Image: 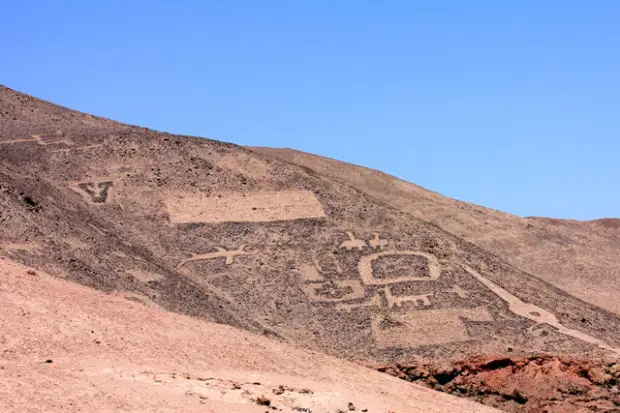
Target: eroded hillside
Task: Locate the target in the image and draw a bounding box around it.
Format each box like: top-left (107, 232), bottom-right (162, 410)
top-left (1, 258), bottom-right (502, 413)
top-left (2, 85), bottom-right (620, 369)
top-left (2, 85), bottom-right (620, 412)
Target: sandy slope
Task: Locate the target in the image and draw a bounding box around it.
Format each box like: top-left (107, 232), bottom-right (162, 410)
top-left (0, 257), bottom-right (499, 413)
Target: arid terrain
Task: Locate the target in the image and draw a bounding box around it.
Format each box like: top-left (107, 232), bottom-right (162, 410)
top-left (251, 148), bottom-right (620, 316)
top-left (1, 85), bottom-right (619, 412)
top-left (2, 257), bottom-right (499, 412)
top-left (379, 355), bottom-right (620, 412)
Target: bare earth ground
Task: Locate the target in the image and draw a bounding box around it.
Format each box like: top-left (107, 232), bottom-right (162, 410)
top-left (1, 85), bottom-right (620, 412)
top-left (0, 257), bottom-right (500, 413)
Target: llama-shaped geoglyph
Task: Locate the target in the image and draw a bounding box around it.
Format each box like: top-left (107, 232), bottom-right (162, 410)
top-left (338, 231), bottom-right (389, 251)
top-left (369, 233), bottom-right (388, 250)
top-left (335, 284), bottom-right (473, 313)
top-left (339, 231), bottom-right (368, 251)
top-left (384, 287), bottom-right (433, 309)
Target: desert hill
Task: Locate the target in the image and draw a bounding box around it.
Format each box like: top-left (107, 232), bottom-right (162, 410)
top-left (2, 85), bottom-right (620, 370)
top-left (251, 147), bottom-right (620, 316)
top-left (1, 257), bottom-right (502, 413)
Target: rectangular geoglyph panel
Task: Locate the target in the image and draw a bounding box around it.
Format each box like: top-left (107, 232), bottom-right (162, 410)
top-left (372, 307), bottom-right (493, 348)
top-left (166, 190), bottom-right (326, 224)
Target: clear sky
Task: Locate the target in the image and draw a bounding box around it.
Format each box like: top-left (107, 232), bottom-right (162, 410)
top-left (2, 1), bottom-right (619, 220)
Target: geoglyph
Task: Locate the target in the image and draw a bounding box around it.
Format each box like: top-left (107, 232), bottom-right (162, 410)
top-left (339, 232), bottom-right (368, 251)
top-left (300, 231), bottom-right (620, 354)
top-left (338, 232), bottom-right (389, 251)
top-left (456, 263), bottom-right (620, 356)
top-left (372, 307), bottom-right (494, 348)
top-left (74, 181), bottom-right (114, 204)
top-left (177, 246), bottom-right (255, 268)
top-left (301, 280), bottom-right (365, 303)
top-left (0, 243), bottom-right (40, 254)
top-left (0, 134), bottom-right (73, 147)
top-left (165, 190), bottom-right (326, 224)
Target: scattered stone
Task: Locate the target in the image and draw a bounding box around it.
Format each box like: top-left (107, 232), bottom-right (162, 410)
top-left (256, 395), bottom-right (271, 406)
top-left (588, 367), bottom-right (613, 385)
top-left (379, 356), bottom-right (620, 412)
top-left (348, 402), bottom-right (356, 411)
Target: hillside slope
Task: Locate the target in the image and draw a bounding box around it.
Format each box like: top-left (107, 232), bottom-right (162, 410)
top-left (1, 257), bottom-right (503, 413)
top-left (251, 147), bottom-right (620, 316)
top-left (2, 85), bottom-right (620, 371)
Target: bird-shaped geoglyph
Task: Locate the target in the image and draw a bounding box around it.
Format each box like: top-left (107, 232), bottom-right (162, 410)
top-left (177, 245), bottom-right (255, 268)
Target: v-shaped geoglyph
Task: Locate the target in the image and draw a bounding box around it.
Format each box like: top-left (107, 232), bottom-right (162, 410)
top-left (76, 181), bottom-right (114, 204)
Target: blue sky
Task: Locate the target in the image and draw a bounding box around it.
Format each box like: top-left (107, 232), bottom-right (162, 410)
top-left (2, 1), bottom-right (618, 220)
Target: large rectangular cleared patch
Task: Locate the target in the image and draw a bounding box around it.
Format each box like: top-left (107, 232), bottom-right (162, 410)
top-left (166, 190), bottom-right (326, 224)
top-left (372, 307), bottom-right (493, 348)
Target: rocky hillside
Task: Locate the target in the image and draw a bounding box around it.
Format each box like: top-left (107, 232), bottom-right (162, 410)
top-left (251, 147), bottom-right (620, 316)
top-left (2, 85), bottom-right (619, 412)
